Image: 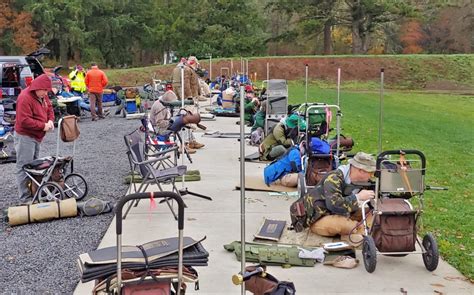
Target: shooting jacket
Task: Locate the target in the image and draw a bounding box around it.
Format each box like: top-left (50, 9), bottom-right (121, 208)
top-left (303, 167), bottom-right (359, 225)
top-left (259, 123), bottom-right (293, 161)
top-left (172, 64), bottom-right (200, 99)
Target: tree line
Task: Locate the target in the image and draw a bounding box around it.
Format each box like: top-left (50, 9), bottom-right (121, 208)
top-left (0, 0), bottom-right (471, 68)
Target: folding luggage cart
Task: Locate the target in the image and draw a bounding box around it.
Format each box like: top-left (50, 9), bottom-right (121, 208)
top-left (361, 150), bottom-right (439, 273)
top-left (115, 191), bottom-right (186, 294)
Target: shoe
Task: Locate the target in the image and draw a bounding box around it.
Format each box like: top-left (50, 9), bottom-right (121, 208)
top-left (98, 115), bottom-right (106, 119)
top-left (104, 109), bottom-right (110, 116)
top-left (189, 141), bottom-right (205, 149)
top-left (92, 117), bottom-right (98, 121)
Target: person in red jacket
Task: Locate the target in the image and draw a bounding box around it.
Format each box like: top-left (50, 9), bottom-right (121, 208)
top-left (14, 73), bottom-right (55, 201)
top-left (85, 63), bottom-right (108, 121)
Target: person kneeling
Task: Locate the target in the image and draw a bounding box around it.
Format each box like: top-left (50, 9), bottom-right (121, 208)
top-left (305, 152), bottom-right (376, 237)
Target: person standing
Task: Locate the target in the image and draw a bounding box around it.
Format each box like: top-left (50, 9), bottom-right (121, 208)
top-left (68, 64), bottom-right (87, 96)
top-left (85, 63), bottom-right (108, 121)
top-left (14, 74), bottom-right (55, 201)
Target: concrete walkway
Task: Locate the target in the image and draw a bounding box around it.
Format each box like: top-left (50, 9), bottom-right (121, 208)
top-left (75, 111), bottom-right (472, 294)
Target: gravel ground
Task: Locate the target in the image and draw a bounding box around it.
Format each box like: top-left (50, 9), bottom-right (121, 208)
top-left (0, 110), bottom-right (138, 294)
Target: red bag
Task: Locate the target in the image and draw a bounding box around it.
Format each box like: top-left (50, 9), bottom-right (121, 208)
top-left (121, 280), bottom-right (170, 295)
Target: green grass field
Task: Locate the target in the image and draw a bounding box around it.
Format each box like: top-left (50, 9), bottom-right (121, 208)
top-left (287, 81), bottom-right (474, 279)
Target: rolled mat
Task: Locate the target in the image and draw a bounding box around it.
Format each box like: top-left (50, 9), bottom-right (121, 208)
top-left (8, 198), bottom-right (77, 226)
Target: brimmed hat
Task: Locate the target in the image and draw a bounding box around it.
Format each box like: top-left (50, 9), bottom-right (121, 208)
top-left (188, 56), bottom-right (199, 65)
top-left (285, 114), bottom-right (306, 130)
top-left (349, 152), bottom-right (376, 172)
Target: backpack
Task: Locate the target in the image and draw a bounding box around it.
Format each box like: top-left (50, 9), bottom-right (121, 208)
top-left (250, 127), bottom-right (264, 146)
top-left (125, 87), bottom-right (139, 99)
top-left (243, 265), bottom-right (296, 295)
top-left (289, 195), bottom-right (307, 232)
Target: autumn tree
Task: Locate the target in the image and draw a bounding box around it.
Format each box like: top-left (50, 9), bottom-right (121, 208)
top-left (399, 19), bottom-right (425, 54)
top-left (0, 0), bottom-right (38, 55)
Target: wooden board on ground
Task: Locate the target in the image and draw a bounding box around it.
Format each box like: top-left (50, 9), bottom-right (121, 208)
top-left (200, 113), bottom-right (216, 121)
top-left (126, 113), bottom-right (145, 120)
top-left (235, 176), bottom-right (296, 192)
top-left (203, 131), bottom-right (250, 138)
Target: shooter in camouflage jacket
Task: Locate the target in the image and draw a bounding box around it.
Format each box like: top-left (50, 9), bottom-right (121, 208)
top-left (304, 152), bottom-right (377, 237)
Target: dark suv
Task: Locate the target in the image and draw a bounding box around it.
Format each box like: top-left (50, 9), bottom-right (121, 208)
top-left (0, 48), bottom-right (49, 102)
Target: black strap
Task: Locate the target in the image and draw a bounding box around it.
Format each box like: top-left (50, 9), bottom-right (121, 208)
top-left (27, 204), bottom-right (31, 224)
top-left (136, 245), bottom-right (159, 283)
top-left (56, 200), bottom-right (61, 218)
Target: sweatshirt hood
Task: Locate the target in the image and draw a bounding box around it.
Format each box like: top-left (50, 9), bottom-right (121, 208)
top-left (29, 74), bottom-right (52, 92)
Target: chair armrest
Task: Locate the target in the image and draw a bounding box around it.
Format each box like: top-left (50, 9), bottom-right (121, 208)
top-left (148, 145), bottom-right (179, 157)
top-left (131, 155), bottom-right (171, 165)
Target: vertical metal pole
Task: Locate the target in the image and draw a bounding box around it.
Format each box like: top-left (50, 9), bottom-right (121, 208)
top-left (378, 68), bottom-right (384, 155)
top-left (305, 64), bottom-right (309, 105)
top-left (239, 86), bottom-right (246, 295)
top-left (209, 55), bottom-right (213, 108)
top-left (180, 65), bottom-right (185, 188)
top-left (116, 234), bottom-right (122, 294)
top-left (240, 56), bottom-right (243, 75)
top-left (337, 68), bottom-right (341, 107)
top-left (266, 62), bottom-right (269, 81)
top-left (177, 229), bottom-right (184, 295)
top-left (246, 59), bottom-right (249, 78)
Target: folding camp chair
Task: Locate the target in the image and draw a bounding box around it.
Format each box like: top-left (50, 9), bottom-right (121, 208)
top-left (123, 129), bottom-right (187, 219)
top-left (140, 117), bottom-right (179, 170)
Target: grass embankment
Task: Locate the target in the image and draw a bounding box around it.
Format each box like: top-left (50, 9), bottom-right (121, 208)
top-left (105, 54), bottom-right (474, 91)
top-left (287, 82), bottom-right (474, 280)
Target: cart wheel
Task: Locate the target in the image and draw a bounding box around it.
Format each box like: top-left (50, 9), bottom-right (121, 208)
top-left (37, 182), bottom-right (64, 202)
top-left (297, 172), bottom-right (306, 198)
top-left (422, 233), bottom-right (439, 271)
top-left (64, 173), bottom-right (88, 200)
top-left (362, 236), bottom-right (377, 273)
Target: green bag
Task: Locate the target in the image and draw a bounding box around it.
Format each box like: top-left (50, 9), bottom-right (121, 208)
top-left (224, 241), bottom-right (316, 267)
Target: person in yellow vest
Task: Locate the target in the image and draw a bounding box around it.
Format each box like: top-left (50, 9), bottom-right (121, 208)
top-left (68, 64), bottom-right (87, 96)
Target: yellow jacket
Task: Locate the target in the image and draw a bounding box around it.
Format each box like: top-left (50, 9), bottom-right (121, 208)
top-left (68, 70), bottom-right (86, 93)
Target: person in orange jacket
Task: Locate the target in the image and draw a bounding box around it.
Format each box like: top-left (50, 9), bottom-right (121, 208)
top-left (85, 63), bottom-right (108, 121)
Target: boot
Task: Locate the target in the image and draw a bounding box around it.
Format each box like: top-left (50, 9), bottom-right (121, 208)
top-left (189, 140), bottom-right (205, 149)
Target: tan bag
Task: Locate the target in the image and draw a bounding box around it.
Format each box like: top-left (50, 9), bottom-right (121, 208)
top-left (125, 87), bottom-right (139, 99)
top-left (60, 115), bottom-right (80, 142)
top-left (8, 198), bottom-right (77, 226)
